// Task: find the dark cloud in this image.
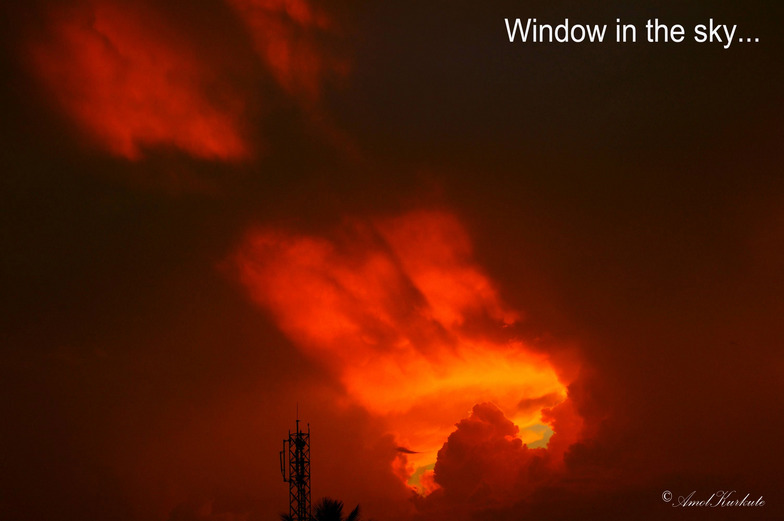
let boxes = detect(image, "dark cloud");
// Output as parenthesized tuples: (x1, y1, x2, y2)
(432, 403, 542, 502)
(517, 392, 561, 414)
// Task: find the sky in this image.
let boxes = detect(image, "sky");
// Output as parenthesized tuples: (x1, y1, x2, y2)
(1, 1, 783, 520)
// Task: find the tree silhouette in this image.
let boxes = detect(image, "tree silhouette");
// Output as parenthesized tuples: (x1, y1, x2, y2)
(313, 497, 360, 521)
(278, 497, 361, 521)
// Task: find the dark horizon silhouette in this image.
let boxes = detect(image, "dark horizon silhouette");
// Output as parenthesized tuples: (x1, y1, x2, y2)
(281, 497, 362, 521)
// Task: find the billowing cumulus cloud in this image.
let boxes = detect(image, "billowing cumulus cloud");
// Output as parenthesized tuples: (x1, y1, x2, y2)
(233, 210, 583, 497)
(433, 403, 542, 503)
(414, 398, 586, 519)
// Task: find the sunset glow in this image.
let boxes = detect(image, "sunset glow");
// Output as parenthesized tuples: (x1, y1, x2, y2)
(6, 1, 779, 519)
(235, 211, 577, 491)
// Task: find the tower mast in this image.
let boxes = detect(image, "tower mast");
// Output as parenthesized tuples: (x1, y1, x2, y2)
(280, 411, 311, 521)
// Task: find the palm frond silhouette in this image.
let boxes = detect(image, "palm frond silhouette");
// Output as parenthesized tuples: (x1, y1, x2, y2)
(313, 497, 360, 521)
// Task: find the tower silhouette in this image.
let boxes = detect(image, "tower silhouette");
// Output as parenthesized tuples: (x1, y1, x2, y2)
(280, 412, 311, 521)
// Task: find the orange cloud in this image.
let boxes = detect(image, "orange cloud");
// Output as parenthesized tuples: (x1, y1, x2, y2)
(233, 210, 581, 493)
(26, 2, 250, 161)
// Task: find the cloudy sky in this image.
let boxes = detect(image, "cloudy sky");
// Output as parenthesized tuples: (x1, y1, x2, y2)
(1, 1, 782, 520)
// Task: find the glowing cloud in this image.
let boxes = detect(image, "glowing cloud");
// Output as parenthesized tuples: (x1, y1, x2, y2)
(234, 210, 579, 492)
(26, 2, 250, 160)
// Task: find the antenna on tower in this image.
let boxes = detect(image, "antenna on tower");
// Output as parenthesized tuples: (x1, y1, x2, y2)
(280, 409, 311, 521)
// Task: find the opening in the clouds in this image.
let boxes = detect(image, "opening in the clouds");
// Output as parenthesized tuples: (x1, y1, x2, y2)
(233, 210, 582, 497)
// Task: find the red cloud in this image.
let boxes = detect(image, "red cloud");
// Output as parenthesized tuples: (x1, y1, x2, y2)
(22, 0, 349, 166)
(225, 0, 348, 103)
(25, 2, 251, 161)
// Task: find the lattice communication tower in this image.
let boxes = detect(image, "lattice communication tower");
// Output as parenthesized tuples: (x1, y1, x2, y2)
(280, 416, 311, 521)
